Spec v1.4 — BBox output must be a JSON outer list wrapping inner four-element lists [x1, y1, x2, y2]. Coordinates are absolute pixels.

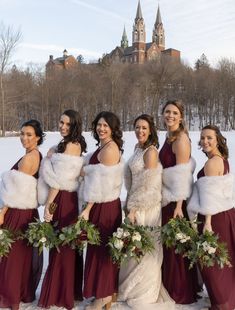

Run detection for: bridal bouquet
[[0, 228, 15, 259], [58, 217, 100, 253], [159, 217, 197, 256], [108, 218, 155, 266], [24, 218, 60, 254], [186, 230, 231, 269]]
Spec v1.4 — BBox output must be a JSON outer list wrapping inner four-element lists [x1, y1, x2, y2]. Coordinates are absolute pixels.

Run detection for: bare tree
[[0, 22, 21, 136]]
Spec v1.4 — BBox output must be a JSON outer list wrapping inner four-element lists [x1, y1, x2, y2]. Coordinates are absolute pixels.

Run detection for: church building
[[104, 1, 180, 64]]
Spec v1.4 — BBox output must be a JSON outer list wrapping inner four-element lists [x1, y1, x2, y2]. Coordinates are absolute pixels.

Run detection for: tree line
[[0, 25, 235, 136]]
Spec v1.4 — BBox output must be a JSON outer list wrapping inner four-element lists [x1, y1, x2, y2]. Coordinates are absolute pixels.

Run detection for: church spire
[[152, 4, 165, 50], [121, 25, 128, 49], [135, 0, 143, 21]]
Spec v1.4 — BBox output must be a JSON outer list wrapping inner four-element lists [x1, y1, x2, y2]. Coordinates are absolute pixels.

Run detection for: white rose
[[116, 228, 124, 238], [114, 239, 124, 250], [0, 229, 3, 235], [39, 237, 47, 243], [176, 233, 183, 240], [132, 232, 141, 242], [123, 231, 130, 237], [208, 246, 216, 254]]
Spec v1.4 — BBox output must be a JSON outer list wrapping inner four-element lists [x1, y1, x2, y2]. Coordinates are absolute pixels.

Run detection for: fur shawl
[[0, 170, 38, 210], [187, 173, 235, 219], [38, 153, 83, 205], [126, 164, 163, 212], [79, 159, 124, 204], [162, 157, 196, 207]]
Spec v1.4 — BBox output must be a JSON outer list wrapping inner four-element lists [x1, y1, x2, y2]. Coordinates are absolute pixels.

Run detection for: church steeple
[[132, 0, 146, 44], [121, 25, 128, 49], [152, 4, 165, 50]]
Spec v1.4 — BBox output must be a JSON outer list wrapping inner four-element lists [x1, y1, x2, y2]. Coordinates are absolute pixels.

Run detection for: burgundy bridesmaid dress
[[83, 148, 122, 299], [0, 154, 43, 310], [38, 190, 83, 309], [197, 160, 235, 310], [159, 139, 199, 304]]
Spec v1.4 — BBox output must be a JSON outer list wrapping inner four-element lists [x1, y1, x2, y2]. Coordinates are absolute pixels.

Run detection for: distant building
[[46, 49, 78, 77], [103, 1, 180, 64]]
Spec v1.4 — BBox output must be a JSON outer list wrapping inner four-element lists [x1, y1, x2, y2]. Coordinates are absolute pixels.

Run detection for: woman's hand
[[47, 147, 55, 158], [203, 222, 213, 234], [128, 209, 137, 224], [44, 204, 53, 222], [173, 206, 184, 219], [80, 208, 90, 221]]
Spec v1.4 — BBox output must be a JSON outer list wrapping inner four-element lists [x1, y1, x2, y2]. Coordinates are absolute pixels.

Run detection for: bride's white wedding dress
[[118, 146, 175, 309]]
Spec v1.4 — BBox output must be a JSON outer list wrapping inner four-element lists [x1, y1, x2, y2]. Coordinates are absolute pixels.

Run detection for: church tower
[[152, 5, 165, 51], [121, 26, 128, 49], [132, 0, 146, 63]]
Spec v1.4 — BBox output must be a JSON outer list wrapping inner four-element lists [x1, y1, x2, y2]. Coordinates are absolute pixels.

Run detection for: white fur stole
[[79, 159, 124, 203], [38, 153, 83, 205], [162, 158, 196, 207], [126, 164, 163, 212], [0, 170, 38, 210], [187, 173, 235, 219]]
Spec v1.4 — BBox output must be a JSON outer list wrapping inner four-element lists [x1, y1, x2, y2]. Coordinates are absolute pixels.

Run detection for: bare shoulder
[[204, 156, 224, 176], [64, 142, 81, 156], [18, 150, 40, 175], [173, 133, 191, 163], [99, 141, 120, 165], [143, 146, 158, 169]]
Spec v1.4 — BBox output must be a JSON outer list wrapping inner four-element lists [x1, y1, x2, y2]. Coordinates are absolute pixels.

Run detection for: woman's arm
[[0, 206, 8, 225], [172, 134, 191, 218], [203, 156, 224, 232]]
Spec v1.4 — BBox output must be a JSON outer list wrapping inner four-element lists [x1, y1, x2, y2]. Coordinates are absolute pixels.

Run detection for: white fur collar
[[0, 170, 38, 210], [187, 173, 235, 218]]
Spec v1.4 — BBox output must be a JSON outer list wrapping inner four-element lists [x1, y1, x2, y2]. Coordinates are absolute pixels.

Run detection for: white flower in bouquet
[[123, 231, 130, 238], [208, 246, 216, 254], [0, 229, 3, 236], [116, 228, 124, 238], [176, 233, 184, 240], [39, 237, 47, 243], [114, 239, 124, 250], [132, 232, 141, 242], [202, 241, 210, 251]]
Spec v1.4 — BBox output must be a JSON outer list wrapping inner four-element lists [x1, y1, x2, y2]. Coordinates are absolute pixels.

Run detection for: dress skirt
[[198, 208, 235, 310], [83, 198, 122, 299], [162, 201, 200, 304], [38, 190, 83, 310], [0, 208, 43, 309]]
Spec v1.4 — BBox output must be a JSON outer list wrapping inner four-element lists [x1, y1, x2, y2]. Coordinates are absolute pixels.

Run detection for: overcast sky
[[1, 0, 235, 68]]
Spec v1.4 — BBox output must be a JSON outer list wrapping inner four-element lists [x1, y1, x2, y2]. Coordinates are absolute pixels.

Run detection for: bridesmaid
[[159, 100, 199, 304], [0, 119, 44, 310], [188, 125, 235, 310], [38, 110, 86, 310], [80, 111, 124, 310]]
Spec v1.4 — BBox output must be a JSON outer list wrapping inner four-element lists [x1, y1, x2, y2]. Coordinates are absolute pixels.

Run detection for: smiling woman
[[0, 119, 44, 310]]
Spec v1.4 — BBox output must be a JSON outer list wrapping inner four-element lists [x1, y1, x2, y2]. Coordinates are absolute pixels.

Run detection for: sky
[[0, 0, 235, 69]]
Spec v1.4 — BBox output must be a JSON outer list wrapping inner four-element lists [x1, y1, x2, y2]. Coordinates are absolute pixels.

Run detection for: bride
[[118, 114, 174, 309]]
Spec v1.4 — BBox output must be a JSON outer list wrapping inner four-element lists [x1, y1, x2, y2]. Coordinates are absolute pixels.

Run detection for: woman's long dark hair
[[134, 114, 159, 149], [21, 119, 45, 145], [92, 111, 123, 153], [199, 124, 229, 159], [57, 109, 87, 153], [162, 100, 189, 143]]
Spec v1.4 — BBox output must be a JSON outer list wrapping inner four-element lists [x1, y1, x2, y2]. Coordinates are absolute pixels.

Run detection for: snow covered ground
[[1, 130, 235, 310]]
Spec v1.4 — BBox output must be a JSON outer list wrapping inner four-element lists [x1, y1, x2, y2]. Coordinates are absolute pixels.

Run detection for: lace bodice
[[128, 146, 149, 177]]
